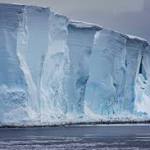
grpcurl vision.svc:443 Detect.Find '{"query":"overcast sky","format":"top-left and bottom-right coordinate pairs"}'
top-left (0, 0), bottom-right (149, 41)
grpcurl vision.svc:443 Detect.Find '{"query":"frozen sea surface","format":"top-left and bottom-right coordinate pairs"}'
top-left (0, 125), bottom-right (150, 150)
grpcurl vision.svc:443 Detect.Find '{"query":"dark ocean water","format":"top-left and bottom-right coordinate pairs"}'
top-left (0, 124), bottom-right (150, 150)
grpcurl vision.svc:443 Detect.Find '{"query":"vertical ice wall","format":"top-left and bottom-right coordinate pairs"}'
top-left (21, 6), bottom-right (49, 122)
top-left (40, 13), bottom-right (69, 122)
top-left (124, 37), bottom-right (147, 113)
top-left (85, 30), bottom-right (149, 117)
top-left (24, 6), bottom-right (49, 87)
top-left (0, 4), bottom-right (29, 124)
top-left (85, 29), bottom-right (126, 116)
top-left (0, 3), bottom-right (150, 125)
top-left (135, 44), bottom-right (150, 115)
top-left (16, 6), bottom-right (40, 123)
top-left (66, 22), bottom-right (99, 117)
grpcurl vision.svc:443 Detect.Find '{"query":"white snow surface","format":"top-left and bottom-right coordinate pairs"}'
top-left (0, 3), bottom-right (150, 126)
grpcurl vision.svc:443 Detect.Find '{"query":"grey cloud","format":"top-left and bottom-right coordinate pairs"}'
top-left (0, 0), bottom-right (149, 41)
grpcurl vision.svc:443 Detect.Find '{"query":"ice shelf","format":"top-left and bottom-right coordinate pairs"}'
top-left (0, 3), bottom-right (150, 126)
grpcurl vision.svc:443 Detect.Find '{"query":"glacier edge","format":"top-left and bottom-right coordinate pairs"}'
top-left (0, 3), bottom-right (150, 126)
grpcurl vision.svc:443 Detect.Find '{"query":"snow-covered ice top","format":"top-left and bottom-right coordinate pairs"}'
top-left (70, 21), bottom-right (102, 30)
top-left (0, 3), bottom-right (150, 126)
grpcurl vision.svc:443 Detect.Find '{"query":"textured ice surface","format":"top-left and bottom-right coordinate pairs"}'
top-left (135, 45), bottom-right (150, 115)
top-left (0, 3), bottom-right (150, 126)
top-left (40, 13), bottom-right (69, 122)
top-left (66, 22), bottom-right (98, 117)
top-left (0, 4), bottom-right (29, 124)
top-left (85, 30), bottom-right (126, 116)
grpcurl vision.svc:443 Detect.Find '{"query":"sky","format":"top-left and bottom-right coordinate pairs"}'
top-left (0, 0), bottom-right (149, 41)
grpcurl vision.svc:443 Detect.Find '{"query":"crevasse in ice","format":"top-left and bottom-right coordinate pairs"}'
top-left (0, 4), bottom-right (150, 125)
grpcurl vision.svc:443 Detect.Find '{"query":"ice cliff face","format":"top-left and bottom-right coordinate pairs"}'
top-left (0, 4), bottom-right (150, 126)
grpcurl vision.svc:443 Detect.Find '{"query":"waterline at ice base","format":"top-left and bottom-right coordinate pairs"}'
top-left (0, 3), bottom-right (150, 126)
